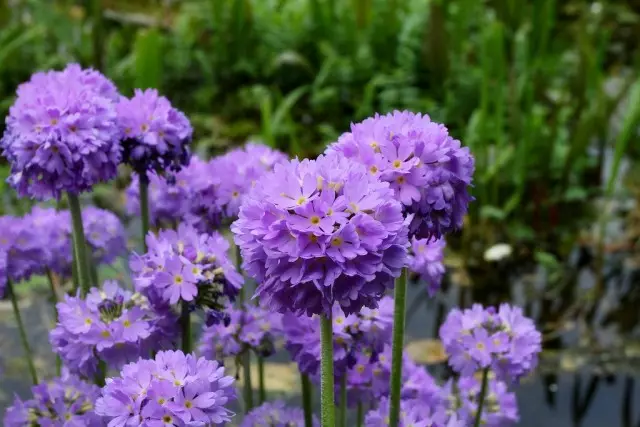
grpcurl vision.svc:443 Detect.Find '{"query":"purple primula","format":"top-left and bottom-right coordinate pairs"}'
top-left (408, 237), bottom-right (446, 296)
top-left (0, 214), bottom-right (48, 283)
top-left (364, 397), bottom-right (460, 427)
top-left (1, 64), bottom-right (121, 200)
top-left (117, 88), bottom-right (192, 175)
top-left (232, 152), bottom-right (408, 317)
top-left (50, 280), bottom-right (177, 377)
top-left (327, 110), bottom-right (475, 240)
top-left (95, 350), bottom-right (236, 426)
top-left (439, 303), bottom-right (542, 382)
top-left (82, 206), bottom-right (127, 266)
top-left (4, 371), bottom-right (103, 426)
top-left (240, 400), bottom-right (320, 427)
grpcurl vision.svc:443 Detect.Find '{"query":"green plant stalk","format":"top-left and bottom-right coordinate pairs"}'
top-left (139, 175), bottom-right (151, 252)
top-left (46, 269), bottom-right (62, 375)
top-left (180, 300), bottom-right (192, 353)
top-left (339, 374), bottom-right (347, 427)
top-left (356, 402), bottom-right (363, 427)
top-left (474, 368), bottom-right (490, 427)
top-left (301, 373), bottom-right (313, 427)
top-left (68, 193), bottom-right (92, 296)
top-left (258, 354), bottom-right (266, 404)
top-left (388, 268), bottom-right (408, 427)
top-left (91, 0), bottom-right (104, 71)
top-left (7, 279), bottom-right (38, 385)
top-left (320, 314), bottom-right (335, 427)
top-left (95, 359), bottom-right (107, 387)
top-left (243, 350), bottom-right (254, 413)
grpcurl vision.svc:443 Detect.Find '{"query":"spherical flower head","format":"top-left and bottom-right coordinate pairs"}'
top-left (50, 280), bottom-right (178, 377)
top-left (240, 400), bottom-right (320, 427)
top-left (327, 110), bottom-right (475, 240)
top-left (131, 224), bottom-right (243, 314)
top-left (232, 152), bottom-right (408, 317)
top-left (82, 206), bottom-right (127, 265)
top-left (0, 214), bottom-right (49, 283)
top-left (95, 350), bottom-right (236, 426)
top-left (408, 237), bottom-right (446, 296)
top-left (4, 372), bottom-right (102, 426)
top-left (28, 207), bottom-right (73, 276)
top-left (364, 397), bottom-right (456, 427)
top-left (118, 88), bottom-right (192, 175)
top-left (1, 63), bottom-right (122, 200)
top-left (439, 303), bottom-right (542, 382)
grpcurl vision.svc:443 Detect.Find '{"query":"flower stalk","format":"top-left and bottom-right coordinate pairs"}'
top-left (68, 193), bottom-right (92, 296)
top-left (7, 279), bottom-right (38, 385)
top-left (388, 267), bottom-right (408, 427)
top-left (139, 174), bottom-right (150, 251)
top-left (301, 373), bottom-right (314, 427)
top-left (180, 300), bottom-right (192, 353)
top-left (474, 368), bottom-right (490, 427)
top-left (320, 314), bottom-right (335, 427)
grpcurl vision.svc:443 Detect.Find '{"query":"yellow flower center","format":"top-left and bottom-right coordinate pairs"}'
top-left (85, 318), bottom-right (92, 325)
top-left (101, 330), bottom-right (111, 338)
top-left (141, 123), bottom-right (149, 132)
top-left (123, 320), bottom-right (131, 328)
top-left (310, 216), bottom-right (321, 225)
top-left (356, 364), bottom-right (365, 373)
top-left (296, 196), bottom-right (307, 206)
top-left (331, 237), bottom-right (343, 247)
top-left (185, 400), bottom-right (193, 409)
top-left (174, 275), bottom-right (184, 285)
top-left (232, 191), bottom-right (239, 198)
top-left (163, 415), bottom-right (172, 423)
top-left (309, 234), bottom-right (318, 243)
top-left (393, 159), bottom-right (402, 168)
top-left (369, 165), bottom-right (378, 174)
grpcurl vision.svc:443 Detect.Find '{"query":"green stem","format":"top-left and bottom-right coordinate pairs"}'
top-left (242, 350), bottom-right (254, 413)
top-left (301, 373), bottom-right (314, 427)
top-left (139, 175), bottom-right (150, 252)
top-left (258, 354), bottom-right (266, 404)
top-left (339, 374), bottom-right (347, 427)
top-left (46, 269), bottom-right (62, 375)
top-left (7, 280), bottom-right (38, 385)
top-left (356, 402), bottom-right (363, 427)
top-left (180, 300), bottom-right (192, 353)
top-left (320, 313), bottom-right (335, 427)
top-left (91, 0), bottom-right (104, 71)
top-left (235, 244), bottom-right (245, 304)
top-left (474, 368), bottom-right (490, 427)
top-left (95, 359), bottom-right (107, 387)
top-left (388, 268), bottom-right (408, 427)
top-left (68, 193), bottom-right (91, 296)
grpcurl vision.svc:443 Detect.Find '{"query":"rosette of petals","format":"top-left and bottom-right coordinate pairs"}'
top-left (131, 224), bottom-right (243, 316)
top-left (327, 110), bottom-right (474, 240)
top-left (118, 88), bottom-right (192, 175)
top-left (0, 215), bottom-right (48, 282)
top-left (1, 64), bottom-right (121, 200)
top-left (439, 304), bottom-right (541, 382)
top-left (364, 397), bottom-right (460, 427)
top-left (95, 350), bottom-right (236, 426)
top-left (82, 206), bottom-right (127, 265)
top-left (408, 237), bottom-right (446, 296)
top-left (4, 372), bottom-right (102, 426)
top-left (50, 280), bottom-right (177, 377)
top-left (240, 400), bottom-right (319, 427)
top-left (232, 152), bottom-right (408, 317)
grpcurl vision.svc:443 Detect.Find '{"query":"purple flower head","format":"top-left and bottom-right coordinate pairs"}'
top-left (95, 350), bottom-right (236, 426)
top-left (4, 372), bottom-right (102, 426)
top-left (240, 400), bottom-right (320, 427)
top-left (50, 280), bottom-right (178, 377)
top-left (408, 237), bottom-right (446, 296)
top-left (327, 110), bottom-right (475, 240)
top-left (0, 214), bottom-right (49, 283)
top-left (1, 64), bottom-right (122, 200)
top-left (117, 88), bottom-right (192, 175)
top-left (232, 152), bottom-right (408, 317)
top-left (82, 206), bottom-right (127, 266)
top-left (439, 303), bottom-right (542, 382)
top-left (0, 249), bottom-right (6, 298)
top-left (364, 397), bottom-right (457, 427)
top-left (131, 224), bottom-right (243, 316)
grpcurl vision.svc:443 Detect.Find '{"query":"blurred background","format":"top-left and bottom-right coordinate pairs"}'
top-left (1, 0), bottom-right (640, 425)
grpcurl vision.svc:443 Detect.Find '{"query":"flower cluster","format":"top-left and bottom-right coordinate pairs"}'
top-left (82, 206), bottom-right (127, 265)
top-left (240, 400), bottom-right (319, 427)
top-left (232, 153), bottom-right (408, 317)
top-left (199, 304), bottom-right (283, 360)
top-left (96, 350), bottom-right (236, 425)
top-left (4, 373), bottom-right (102, 426)
top-left (364, 397), bottom-right (461, 427)
top-left (328, 110), bottom-right (474, 240)
top-left (50, 280), bottom-right (177, 377)
top-left (408, 237), bottom-right (446, 296)
top-left (0, 214), bottom-right (48, 283)
top-left (1, 63), bottom-right (121, 200)
top-left (131, 224), bottom-right (243, 321)
top-left (118, 88), bottom-right (192, 175)
top-left (439, 303), bottom-right (542, 382)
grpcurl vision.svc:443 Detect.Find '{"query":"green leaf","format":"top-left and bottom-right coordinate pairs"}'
top-left (133, 28), bottom-right (163, 90)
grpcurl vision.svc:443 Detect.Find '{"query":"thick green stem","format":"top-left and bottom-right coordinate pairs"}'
top-left (180, 300), bottom-right (192, 353)
top-left (95, 359), bottom-right (107, 387)
top-left (258, 355), bottom-right (266, 404)
top-left (242, 350), bottom-right (254, 413)
top-left (46, 269), bottom-right (62, 375)
top-left (301, 373), bottom-right (314, 427)
top-left (388, 268), bottom-right (408, 427)
top-left (320, 314), bottom-right (335, 427)
top-left (339, 374), bottom-right (347, 427)
top-left (356, 402), bottom-right (363, 427)
top-left (139, 175), bottom-right (150, 252)
top-left (68, 193), bottom-right (92, 296)
top-left (474, 368), bottom-right (490, 427)
top-left (8, 280), bottom-right (38, 385)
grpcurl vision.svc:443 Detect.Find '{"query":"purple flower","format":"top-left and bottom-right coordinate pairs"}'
top-left (0, 214), bottom-right (49, 283)
top-left (0, 249), bottom-right (6, 298)
top-left (232, 152), bottom-right (408, 317)
top-left (408, 237), bottom-right (446, 296)
top-left (1, 64), bottom-right (122, 200)
top-left (95, 350), bottom-right (236, 426)
top-left (439, 303), bottom-right (542, 382)
top-left (364, 397), bottom-right (457, 427)
top-left (240, 400), bottom-right (320, 427)
top-left (327, 110), bottom-right (475, 240)
top-left (50, 280), bottom-right (177, 377)
top-left (117, 88), bottom-right (192, 175)
top-left (82, 206), bottom-right (127, 266)
top-left (4, 372), bottom-right (103, 426)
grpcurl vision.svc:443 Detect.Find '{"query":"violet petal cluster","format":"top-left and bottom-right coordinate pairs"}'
top-left (118, 88), bottom-right (192, 175)
top-left (50, 280), bottom-right (177, 377)
top-left (364, 397), bottom-right (461, 427)
top-left (439, 303), bottom-right (542, 382)
top-left (240, 400), bottom-right (319, 427)
top-left (327, 110), bottom-right (474, 240)
top-left (199, 304), bottom-right (283, 360)
top-left (408, 237), bottom-right (446, 296)
top-left (82, 206), bottom-right (127, 265)
top-left (4, 372), bottom-right (102, 426)
top-left (232, 152), bottom-right (408, 317)
top-left (0, 214), bottom-right (49, 283)
top-left (1, 63), bottom-right (121, 200)
top-left (96, 350), bottom-right (236, 426)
